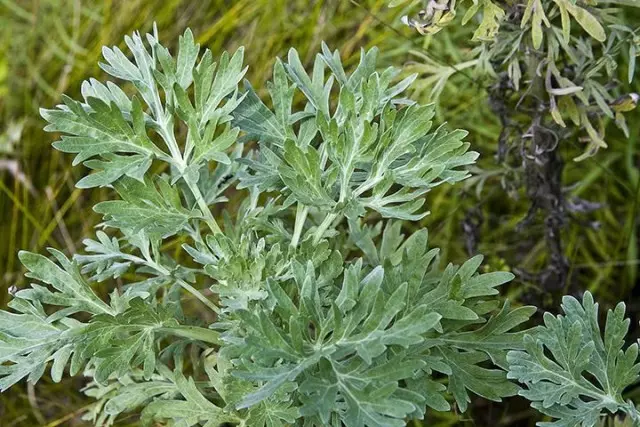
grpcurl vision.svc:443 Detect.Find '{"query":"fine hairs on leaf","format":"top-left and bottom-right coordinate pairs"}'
top-left (1, 25), bottom-right (638, 427)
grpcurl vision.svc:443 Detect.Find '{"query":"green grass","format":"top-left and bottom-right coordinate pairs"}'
top-left (0, 0), bottom-right (639, 425)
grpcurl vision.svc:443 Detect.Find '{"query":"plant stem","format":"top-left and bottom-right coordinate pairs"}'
top-left (155, 117), bottom-right (222, 235)
top-left (176, 278), bottom-right (220, 313)
top-left (313, 212), bottom-right (338, 245)
top-left (290, 203), bottom-right (309, 248)
top-left (162, 325), bottom-right (221, 345)
top-left (183, 174), bottom-right (222, 235)
top-left (128, 254), bottom-right (220, 314)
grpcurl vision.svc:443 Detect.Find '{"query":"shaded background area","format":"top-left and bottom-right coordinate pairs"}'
top-left (0, 0), bottom-right (639, 425)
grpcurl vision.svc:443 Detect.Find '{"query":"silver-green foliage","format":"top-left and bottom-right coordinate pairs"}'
top-left (0, 26), bottom-right (636, 427)
top-left (508, 292), bottom-right (640, 426)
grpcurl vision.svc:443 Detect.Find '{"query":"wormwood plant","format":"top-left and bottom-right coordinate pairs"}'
top-left (0, 27), bottom-right (639, 426)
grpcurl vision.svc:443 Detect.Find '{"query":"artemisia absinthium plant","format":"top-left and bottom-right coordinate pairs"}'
top-left (1, 26), bottom-right (639, 427)
top-left (393, 0), bottom-right (640, 295)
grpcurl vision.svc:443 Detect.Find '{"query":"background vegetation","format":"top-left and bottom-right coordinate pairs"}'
top-left (0, 0), bottom-right (638, 425)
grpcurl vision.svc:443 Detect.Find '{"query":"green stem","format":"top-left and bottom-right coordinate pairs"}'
top-left (176, 278), bottom-right (220, 313)
top-left (127, 255), bottom-right (220, 314)
top-left (313, 212), bottom-right (338, 245)
top-left (156, 119), bottom-right (222, 235)
top-left (162, 325), bottom-right (221, 345)
top-left (184, 174), bottom-right (222, 235)
top-left (354, 175), bottom-right (382, 198)
top-left (290, 204), bottom-right (309, 248)
top-left (156, 115), bottom-right (184, 165)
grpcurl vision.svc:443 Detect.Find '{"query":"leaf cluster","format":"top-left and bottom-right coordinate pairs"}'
top-left (508, 292), bottom-right (640, 426)
top-left (1, 25), bottom-right (638, 427)
top-left (392, 0), bottom-right (640, 160)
